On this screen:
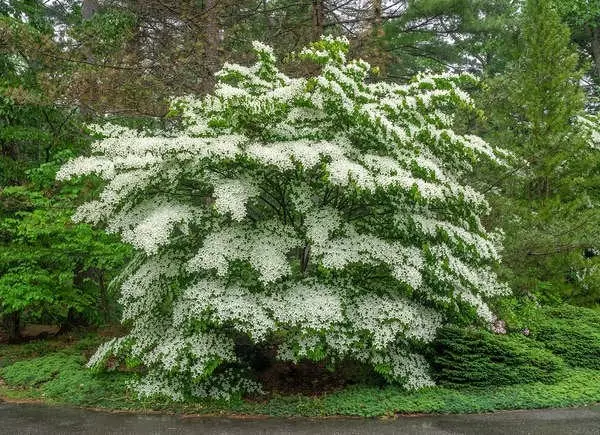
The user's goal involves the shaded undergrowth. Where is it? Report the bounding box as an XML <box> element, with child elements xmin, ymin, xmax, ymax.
<box><xmin>1</xmin><ymin>331</ymin><xmax>600</xmax><ymax>417</ymax></box>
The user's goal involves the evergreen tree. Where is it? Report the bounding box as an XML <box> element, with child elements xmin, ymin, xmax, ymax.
<box><xmin>376</xmin><ymin>0</ymin><xmax>518</xmax><ymax>80</ymax></box>
<box><xmin>482</xmin><ymin>0</ymin><xmax>600</xmax><ymax>304</ymax></box>
<box><xmin>552</xmin><ymin>0</ymin><xmax>600</xmax><ymax>84</ymax></box>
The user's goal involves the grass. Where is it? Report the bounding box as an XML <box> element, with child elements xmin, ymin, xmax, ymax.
<box><xmin>1</xmin><ymin>334</ymin><xmax>600</xmax><ymax>417</ymax></box>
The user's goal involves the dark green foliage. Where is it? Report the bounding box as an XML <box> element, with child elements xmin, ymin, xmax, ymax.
<box><xmin>0</xmin><ymin>164</ymin><xmax>132</xmax><ymax>332</ymax></box>
<box><xmin>0</xmin><ymin>332</ymin><xmax>105</xmax><ymax>368</ymax></box>
<box><xmin>313</xmin><ymin>370</ymin><xmax>600</xmax><ymax>417</ymax></box>
<box><xmin>542</xmin><ymin>304</ymin><xmax>600</xmax><ymax>327</ymax></box>
<box><xmin>528</xmin><ymin>305</ymin><xmax>600</xmax><ymax>369</ymax></box>
<box><xmin>1</xmin><ymin>334</ymin><xmax>600</xmax><ymax>416</ymax></box>
<box><xmin>494</xmin><ymin>302</ymin><xmax>600</xmax><ymax>370</ymax></box>
<box><xmin>381</xmin><ymin>0</ymin><xmax>517</xmax><ymax>79</ymax></box>
<box><xmin>431</xmin><ymin>326</ymin><xmax>565</xmax><ymax>387</ymax></box>
<box><xmin>552</xmin><ymin>0</ymin><xmax>600</xmax><ymax>87</ymax></box>
<box><xmin>0</xmin><ymin>2</ymin><xmax>132</xmax><ymax>338</ymax></box>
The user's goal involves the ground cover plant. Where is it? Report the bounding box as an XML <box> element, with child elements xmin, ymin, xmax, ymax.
<box><xmin>56</xmin><ymin>36</ymin><xmax>512</xmax><ymax>400</ymax></box>
<box><xmin>1</xmin><ymin>327</ymin><xmax>600</xmax><ymax>417</ymax></box>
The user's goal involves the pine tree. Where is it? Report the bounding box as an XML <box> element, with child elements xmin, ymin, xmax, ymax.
<box><xmin>483</xmin><ymin>0</ymin><xmax>600</xmax><ymax>304</ymax></box>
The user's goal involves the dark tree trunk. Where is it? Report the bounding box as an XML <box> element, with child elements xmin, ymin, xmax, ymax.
<box><xmin>81</xmin><ymin>0</ymin><xmax>100</xmax><ymax>20</ymax></box>
<box><xmin>591</xmin><ymin>25</ymin><xmax>600</xmax><ymax>82</ymax></box>
<box><xmin>300</xmin><ymin>245</ymin><xmax>311</xmax><ymax>274</ymax></box>
<box><xmin>57</xmin><ymin>308</ymin><xmax>88</xmax><ymax>335</ymax></box>
<box><xmin>203</xmin><ymin>0</ymin><xmax>222</xmax><ymax>92</ymax></box>
<box><xmin>372</xmin><ymin>0</ymin><xmax>384</xmax><ymax>37</ymax></box>
<box><xmin>312</xmin><ymin>0</ymin><xmax>325</xmax><ymax>42</ymax></box>
<box><xmin>97</xmin><ymin>270</ymin><xmax>110</xmax><ymax>324</ymax></box>
<box><xmin>3</xmin><ymin>311</ymin><xmax>22</xmax><ymax>344</ymax></box>
<box><xmin>80</xmin><ymin>0</ymin><xmax>100</xmax><ymax>118</ymax></box>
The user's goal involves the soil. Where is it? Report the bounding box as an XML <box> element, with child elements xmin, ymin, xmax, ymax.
<box><xmin>256</xmin><ymin>360</ymin><xmax>349</xmax><ymax>396</ymax></box>
<box><xmin>251</xmin><ymin>346</ymin><xmax>381</xmax><ymax>396</ymax></box>
<box><xmin>0</xmin><ymin>327</ymin><xmax>7</xmax><ymax>344</ymax></box>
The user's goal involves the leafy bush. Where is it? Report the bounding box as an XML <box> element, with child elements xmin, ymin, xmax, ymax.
<box><xmin>0</xmin><ymin>158</ymin><xmax>131</xmax><ymax>341</ymax></box>
<box><xmin>528</xmin><ymin>305</ymin><xmax>600</xmax><ymax>369</ymax></box>
<box><xmin>431</xmin><ymin>326</ymin><xmax>565</xmax><ymax>387</ymax></box>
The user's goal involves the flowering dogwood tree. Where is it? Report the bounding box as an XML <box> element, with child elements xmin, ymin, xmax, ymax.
<box><xmin>58</xmin><ymin>36</ymin><xmax>510</xmax><ymax>400</ymax></box>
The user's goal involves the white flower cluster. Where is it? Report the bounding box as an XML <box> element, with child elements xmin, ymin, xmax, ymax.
<box><xmin>579</xmin><ymin>114</ymin><xmax>600</xmax><ymax>150</ymax></box>
<box><xmin>188</xmin><ymin>221</ymin><xmax>301</xmax><ymax>284</ymax></box>
<box><xmin>173</xmin><ymin>279</ymin><xmax>345</xmax><ymax>341</ymax></box>
<box><xmin>115</xmin><ymin>200</ymin><xmax>196</xmax><ymax>255</ymax></box>
<box><xmin>349</xmin><ymin>294</ymin><xmax>442</xmax><ymax>348</ymax></box>
<box><xmin>317</xmin><ymin>226</ymin><xmax>425</xmax><ymax>289</ymax></box>
<box><xmin>371</xmin><ymin>349</ymin><xmax>436</xmax><ymax>390</ymax></box>
<box><xmin>60</xmin><ymin>36</ymin><xmax>511</xmax><ymax>399</ymax></box>
<box><xmin>413</xmin><ymin>214</ymin><xmax>500</xmax><ymax>261</ymax></box>
<box><xmin>212</xmin><ymin>178</ymin><xmax>259</xmax><ymax>221</ymax></box>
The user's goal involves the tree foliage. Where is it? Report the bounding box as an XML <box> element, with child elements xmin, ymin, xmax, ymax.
<box><xmin>0</xmin><ymin>1</ymin><xmax>131</xmax><ymax>340</ymax></box>
<box><xmin>552</xmin><ymin>0</ymin><xmax>600</xmax><ymax>86</ymax></box>
<box><xmin>0</xmin><ymin>153</ymin><xmax>131</xmax><ymax>342</ymax></box>
<box><xmin>480</xmin><ymin>0</ymin><xmax>600</xmax><ymax>305</ymax></box>
<box><xmin>379</xmin><ymin>0</ymin><xmax>518</xmax><ymax>79</ymax></box>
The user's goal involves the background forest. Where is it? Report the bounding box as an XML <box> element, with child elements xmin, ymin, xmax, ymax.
<box><xmin>1</xmin><ymin>0</ymin><xmax>600</xmax><ymax>413</ymax></box>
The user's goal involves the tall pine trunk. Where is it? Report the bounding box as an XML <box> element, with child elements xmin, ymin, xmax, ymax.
<box><xmin>80</xmin><ymin>0</ymin><xmax>100</xmax><ymax>118</ymax></box>
<box><xmin>312</xmin><ymin>0</ymin><xmax>325</xmax><ymax>41</ymax></box>
<box><xmin>203</xmin><ymin>0</ymin><xmax>221</xmax><ymax>92</ymax></box>
<box><xmin>591</xmin><ymin>26</ymin><xmax>600</xmax><ymax>82</ymax></box>
<box><xmin>372</xmin><ymin>0</ymin><xmax>384</xmax><ymax>37</ymax></box>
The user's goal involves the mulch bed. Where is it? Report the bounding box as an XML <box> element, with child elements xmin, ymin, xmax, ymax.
<box><xmin>257</xmin><ymin>360</ymin><xmax>349</xmax><ymax>396</ymax></box>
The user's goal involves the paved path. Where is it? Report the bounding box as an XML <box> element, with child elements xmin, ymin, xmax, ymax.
<box><xmin>1</xmin><ymin>403</ymin><xmax>599</xmax><ymax>434</ymax></box>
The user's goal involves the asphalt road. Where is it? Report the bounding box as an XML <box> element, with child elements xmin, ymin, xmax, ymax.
<box><xmin>1</xmin><ymin>403</ymin><xmax>599</xmax><ymax>435</ymax></box>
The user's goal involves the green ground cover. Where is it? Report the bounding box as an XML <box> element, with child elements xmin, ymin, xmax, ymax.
<box><xmin>1</xmin><ymin>326</ymin><xmax>599</xmax><ymax>417</ymax></box>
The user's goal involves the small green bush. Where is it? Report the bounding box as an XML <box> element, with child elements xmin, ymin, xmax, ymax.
<box><xmin>529</xmin><ymin>305</ymin><xmax>600</xmax><ymax>369</ymax></box>
<box><xmin>431</xmin><ymin>326</ymin><xmax>565</xmax><ymax>387</ymax></box>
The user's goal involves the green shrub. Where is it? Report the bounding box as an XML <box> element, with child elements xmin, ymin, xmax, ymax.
<box><xmin>541</xmin><ymin>304</ymin><xmax>600</xmax><ymax>328</ymax></box>
<box><xmin>528</xmin><ymin>305</ymin><xmax>600</xmax><ymax>369</ymax></box>
<box><xmin>431</xmin><ymin>326</ymin><xmax>565</xmax><ymax>387</ymax></box>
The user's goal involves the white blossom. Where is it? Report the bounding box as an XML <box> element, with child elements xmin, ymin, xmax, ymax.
<box><xmin>58</xmin><ymin>36</ymin><xmax>511</xmax><ymax>399</ymax></box>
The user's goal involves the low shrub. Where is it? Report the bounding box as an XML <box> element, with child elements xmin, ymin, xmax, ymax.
<box><xmin>431</xmin><ymin>326</ymin><xmax>565</xmax><ymax>387</ymax></box>
<box><xmin>541</xmin><ymin>304</ymin><xmax>600</xmax><ymax>328</ymax></box>
<box><xmin>529</xmin><ymin>305</ymin><xmax>600</xmax><ymax>369</ymax></box>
